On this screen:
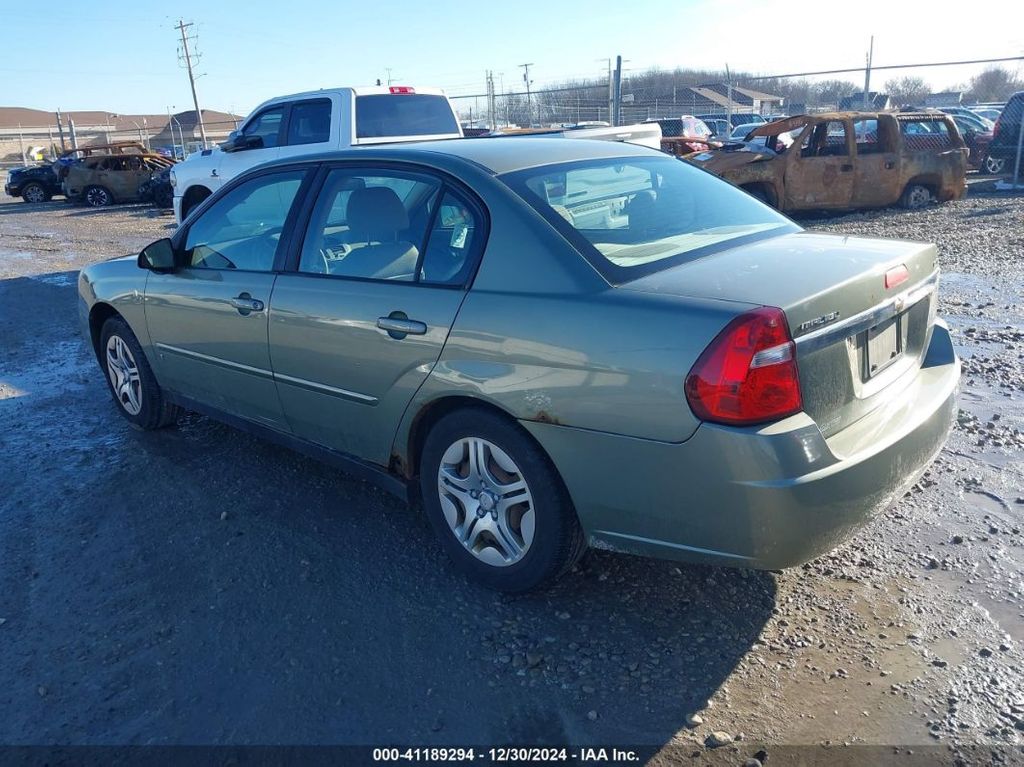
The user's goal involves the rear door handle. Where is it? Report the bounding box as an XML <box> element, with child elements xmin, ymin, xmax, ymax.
<box><xmin>884</xmin><ymin>161</ymin><xmax>896</xmax><ymax>170</ymax></box>
<box><xmin>377</xmin><ymin>316</ymin><xmax>427</xmax><ymax>338</ymax></box>
<box><xmin>840</xmin><ymin>164</ymin><xmax>854</xmax><ymax>172</ymax></box>
<box><xmin>229</xmin><ymin>293</ymin><xmax>265</xmax><ymax>314</ymax></box>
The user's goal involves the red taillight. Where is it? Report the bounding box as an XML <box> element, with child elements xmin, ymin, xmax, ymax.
<box><xmin>685</xmin><ymin>307</ymin><xmax>802</xmax><ymax>426</ymax></box>
<box><xmin>389</xmin><ymin>86</ymin><xmax>415</xmax><ymax>94</ymax></box>
<box><xmin>885</xmin><ymin>264</ymin><xmax>909</xmax><ymax>289</ymax></box>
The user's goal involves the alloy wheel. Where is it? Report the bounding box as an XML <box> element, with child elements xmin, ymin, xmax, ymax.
<box><xmin>23</xmin><ymin>184</ymin><xmax>46</xmax><ymax>203</ymax></box>
<box><xmin>87</xmin><ymin>187</ymin><xmax>111</xmax><ymax>207</ymax></box>
<box><xmin>984</xmin><ymin>156</ymin><xmax>1005</xmax><ymax>175</ymax></box>
<box><xmin>437</xmin><ymin>437</ymin><xmax>535</xmax><ymax>567</ymax></box>
<box><xmin>105</xmin><ymin>335</ymin><xmax>142</xmax><ymax>415</ymax></box>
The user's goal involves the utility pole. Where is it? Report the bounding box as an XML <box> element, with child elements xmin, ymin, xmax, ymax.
<box><xmin>55</xmin><ymin>109</ymin><xmax>66</xmax><ymax>151</ymax></box>
<box><xmin>176</xmin><ymin>19</ymin><xmax>208</xmax><ymax>148</ymax></box>
<box><xmin>612</xmin><ymin>55</ymin><xmax>623</xmax><ymax>127</ymax></box>
<box><xmin>520</xmin><ymin>63</ymin><xmax>534</xmax><ymax>126</ymax></box>
<box><xmin>599</xmin><ymin>58</ymin><xmax>612</xmax><ymax>123</ymax></box>
<box><xmin>863</xmin><ymin>35</ymin><xmax>874</xmax><ymax>110</ymax></box>
<box><xmin>726</xmin><ymin>64</ymin><xmax>733</xmax><ymax>129</ymax></box>
<box><xmin>486</xmin><ymin>71</ymin><xmax>497</xmax><ymax>130</ymax></box>
<box><xmin>385</xmin><ymin>68</ymin><xmax>395</xmax><ymax>86</ymax></box>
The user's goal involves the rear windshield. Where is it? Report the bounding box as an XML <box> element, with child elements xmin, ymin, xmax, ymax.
<box><xmin>502</xmin><ymin>156</ymin><xmax>798</xmax><ymax>283</ymax></box>
<box><xmin>355</xmin><ymin>94</ymin><xmax>459</xmax><ymax>138</ymax></box>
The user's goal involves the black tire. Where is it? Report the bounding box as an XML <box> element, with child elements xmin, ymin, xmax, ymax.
<box><xmin>99</xmin><ymin>316</ymin><xmax>180</xmax><ymax>430</ymax></box>
<box><xmin>983</xmin><ymin>155</ymin><xmax>1005</xmax><ymax>176</ymax></box>
<box><xmin>900</xmin><ymin>183</ymin><xmax>931</xmax><ymax>210</ymax></box>
<box><xmin>181</xmin><ymin>187</ymin><xmax>211</xmax><ymax>220</ymax></box>
<box><xmin>21</xmin><ymin>182</ymin><xmax>51</xmax><ymax>204</ymax></box>
<box><xmin>154</xmin><ymin>185</ymin><xmax>174</xmax><ymax>209</ymax></box>
<box><xmin>84</xmin><ymin>185</ymin><xmax>113</xmax><ymax>207</ymax></box>
<box><xmin>419</xmin><ymin>408</ymin><xmax>586</xmax><ymax>593</ymax></box>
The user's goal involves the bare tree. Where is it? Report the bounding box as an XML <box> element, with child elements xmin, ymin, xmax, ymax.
<box><xmin>966</xmin><ymin>67</ymin><xmax>1024</xmax><ymax>103</ymax></box>
<box><xmin>885</xmin><ymin>76</ymin><xmax>930</xmax><ymax>107</ymax></box>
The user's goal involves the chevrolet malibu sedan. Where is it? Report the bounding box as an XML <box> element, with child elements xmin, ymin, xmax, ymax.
<box><xmin>78</xmin><ymin>138</ymin><xmax>959</xmax><ymax>592</ymax></box>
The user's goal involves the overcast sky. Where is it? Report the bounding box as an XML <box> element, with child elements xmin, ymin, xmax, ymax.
<box><xmin>2</xmin><ymin>0</ymin><xmax>1022</xmax><ymax>116</ymax></box>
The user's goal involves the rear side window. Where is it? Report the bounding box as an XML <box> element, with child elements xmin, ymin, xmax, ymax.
<box><xmin>355</xmin><ymin>94</ymin><xmax>459</xmax><ymax>138</ymax></box>
<box><xmin>287</xmin><ymin>99</ymin><xmax>331</xmax><ymax>145</ymax></box>
<box><xmin>899</xmin><ymin>118</ymin><xmax>953</xmax><ymax>151</ymax></box>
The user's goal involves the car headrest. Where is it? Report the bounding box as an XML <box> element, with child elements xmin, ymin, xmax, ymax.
<box><xmin>347</xmin><ymin>187</ymin><xmax>409</xmax><ymax>241</ymax></box>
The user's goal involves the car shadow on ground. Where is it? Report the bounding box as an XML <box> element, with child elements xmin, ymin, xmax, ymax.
<box><xmin>0</xmin><ymin>200</ymin><xmax>173</xmax><ymax>223</ymax></box>
<box><xmin>0</xmin><ymin>269</ymin><xmax>776</xmax><ymax>752</ymax></box>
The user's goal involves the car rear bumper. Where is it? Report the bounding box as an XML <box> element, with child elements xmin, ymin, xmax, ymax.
<box><xmin>522</xmin><ymin>320</ymin><xmax>959</xmax><ymax>570</ymax></box>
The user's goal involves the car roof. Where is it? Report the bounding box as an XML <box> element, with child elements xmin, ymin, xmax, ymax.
<box><xmin>255</xmin><ymin>137</ymin><xmax>660</xmax><ymax>176</ymax></box>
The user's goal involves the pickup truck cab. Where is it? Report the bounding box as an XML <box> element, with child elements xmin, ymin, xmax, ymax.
<box><xmin>689</xmin><ymin>112</ymin><xmax>967</xmax><ymax>212</ymax></box>
<box><xmin>171</xmin><ymin>85</ymin><xmax>462</xmax><ymax>222</ymax></box>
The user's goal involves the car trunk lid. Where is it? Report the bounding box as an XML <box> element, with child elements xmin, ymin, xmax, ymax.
<box><xmin>621</xmin><ymin>231</ymin><xmax>940</xmax><ymax>436</ymax></box>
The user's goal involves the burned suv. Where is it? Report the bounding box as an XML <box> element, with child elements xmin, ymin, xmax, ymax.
<box><xmin>63</xmin><ymin>151</ymin><xmax>174</xmax><ymax>207</ymax></box>
<box><xmin>688</xmin><ymin>112</ymin><xmax>967</xmax><ymax>212</ymax></box>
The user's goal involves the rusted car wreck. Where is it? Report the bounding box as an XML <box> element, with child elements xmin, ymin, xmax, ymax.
<box><xmin>687</xmin><ymin>112</ymin><xmax>968</xmax><ymax>212</ymax></box>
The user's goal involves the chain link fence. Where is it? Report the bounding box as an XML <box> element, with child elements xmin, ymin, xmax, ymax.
<box><xmin>451</xmin><ymin>58</ymin><xmax>1024</xmax><ymax>185</ymax></box>
<box><xmin>0</xmin><ymin>118</ymin><xmax>239</xmax><ymax>169</ymax></box>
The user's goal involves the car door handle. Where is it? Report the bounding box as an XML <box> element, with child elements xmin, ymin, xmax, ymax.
<box><xmin>377</xmin><ymin>316</ymin><xmax>427</xmax><ymax>337</ymax></box>
<box><xmin>229</xmin><ymin>293</ymin><xmax>265</xmax><ymax>314</ymax></box>
<box><xmin>884</xmin><ymin>161</ymin><xmax>896</xmax><ymax>170</ymax></box>
<box><xmin>840</xmin><ymin>164</ymin><xmax>854</xmax><ymax>172</ymax></box>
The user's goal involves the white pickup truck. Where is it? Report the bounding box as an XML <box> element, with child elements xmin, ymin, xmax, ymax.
<box><xmin>170</xmin><ymin>85</ymin><xmax>463</xmax><ymax>222</ymax></box>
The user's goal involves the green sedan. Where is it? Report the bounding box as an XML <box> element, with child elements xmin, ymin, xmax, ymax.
<box><xmin>78</xmin><ymin>138</ymin><xmax>960</xmax><ymax>592</ymax></box>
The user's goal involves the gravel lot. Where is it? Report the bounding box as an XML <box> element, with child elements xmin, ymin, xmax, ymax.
<box><xmin>0</xmin><ymin>185</ymin><xmax>1022</xmax><ymax>765</ymax></box>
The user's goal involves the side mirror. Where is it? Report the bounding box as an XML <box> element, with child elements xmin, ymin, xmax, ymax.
<box><xmin>222</xmin><ymin>130</ymin><xmax>264</xmax><ymax>153</ymax></box>
<box><xmin>138</xmin><ymin>238</ymin><xmax>176</xmax><ymax>271</ymax></box>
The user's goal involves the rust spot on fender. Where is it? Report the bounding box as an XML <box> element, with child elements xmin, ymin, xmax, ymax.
<box><xmin>533</xmin><ymin>411</ymin><xmax>562</xmax><ymax>426</ymax></box>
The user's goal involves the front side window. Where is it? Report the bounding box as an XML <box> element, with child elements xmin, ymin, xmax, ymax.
<box><xmin>184</xmin><ymin>170</ymin><xmax>306</xmax><ymax>271</ymax></box>
<box><xmin>287</xmin><ymin>99</ymin><xmax>331</xmax><ymax>145</ymax></box>
<box><xmin>801</xmin><ymin>121</ymin><xmax>849</xmax><ymax>157</ymax></box>
<box><xmin>502</xmin><ymin>156</ymin><xmax>797</xmax><ymax>284</ymax></box>
<box><xmin>243</xmin><ymin>106</ymin><xmax>285</xmax><ymax>148</ymax></box>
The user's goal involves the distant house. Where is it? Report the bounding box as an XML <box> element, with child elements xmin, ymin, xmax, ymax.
<box><xmin>925</xmin><ymin>92</ymin><xmax>964</xmax><ymax>107</ymax></box>
<box><xmin>838</xmin><ymin>92</ymin><xmax>892</xmax><ymax>111</ymax></box>
<box><xmin>706</xmin><ymin>84</ymin><xmax>785</xmax><ymax>115</ymax></box>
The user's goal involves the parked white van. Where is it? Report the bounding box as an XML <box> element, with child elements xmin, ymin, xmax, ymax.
<box><xmin>171</xmin><ymin>85</ymin><xmax>463</xmax><ymax>222</ymax></box>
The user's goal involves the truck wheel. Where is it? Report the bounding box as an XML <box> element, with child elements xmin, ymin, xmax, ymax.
<box><xmin>85</xmin><ymin>185</ymin><xmax>113</xmax><ymax>207</ymax></box>
<box><xmin>154</xmin><ymin>186</ymin><xmax>173</xmax><ymax>209</ymax></box>
<box><xmin>900</xmin><ymin>184</ymin><xmax>931</xmax><ymax>210</ymax></box>
<box><xmin>983</xmin><ymin>155</ymin><xmax>1005</xmax><ymax>175</ymax></box>
<box><xmin>21</xmin><ymin>182</ymin><xmax>51</xmax><ymax>203</ymax></box>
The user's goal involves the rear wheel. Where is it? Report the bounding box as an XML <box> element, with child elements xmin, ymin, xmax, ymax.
<box><xmin>900</xmin><ymin>183</ymin><xmax>931</xmax><ymax>210</ymax></box>
<box><xmin>21</xmin><ymin>182</ymin><xmax>50</xmax><ymax>203</ymax></box>
<box><xmin>99</xmin><ymin>317</ymin><xmax>180</xmax><ymax>430</ymax></box>
<box><xmin>983</xmin><ymin>155</ymin><xmax>1005</xmax><ymax>175</ymax></box>
<box><xmin>85</xmin><ymin>185</ymin><xmax>112</xmax><ymax>207</ymax></box>
<box><xmin>419</xmin><ymin>409</ymin><xmax>585</xmax><ymax>592</ymax></box>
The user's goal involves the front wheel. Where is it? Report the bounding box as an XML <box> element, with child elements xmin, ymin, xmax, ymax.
<box><xmin>21</xmin><ymin>182</ymin><xmax>50</xmax><ymax>203</ymax></box>
<box><xmin>99</xmin><ymin>317</ymin><xmax>180</xmax><ymax>430</ymax></box>
<box><xmin>419</xmin><ymin>409</ymin><xmax>585</xmax><ymax>593</ymax></box>
<box><xmin>85</xmin><ymin>185</ymin><xmax>112</xmax><ymax>207</ymax></box>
